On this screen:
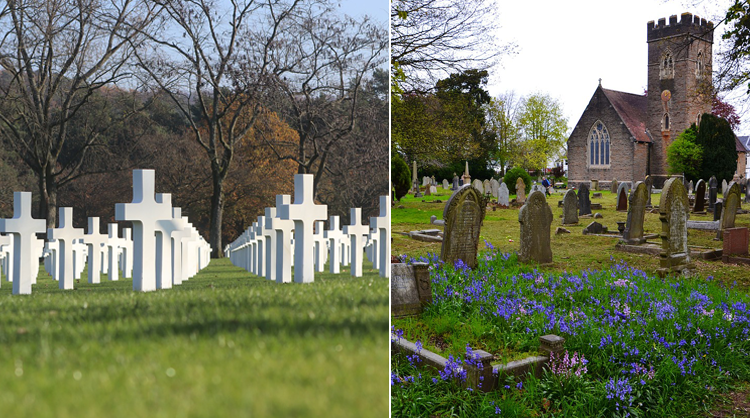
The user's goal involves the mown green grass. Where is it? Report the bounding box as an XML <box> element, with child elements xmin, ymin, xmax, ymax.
<box><xmin>0</xmin><ymin>258</ymin><xmax>388</xmax><ymax>418</ymax></box>
<box><xmin>393</xmin><ymin>185</ymin><xmax>750</xmax><ymax>287</ymax></box>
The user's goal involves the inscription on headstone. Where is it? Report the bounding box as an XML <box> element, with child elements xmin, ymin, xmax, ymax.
<box><xmin>519</xmin><ymin>191</ymin><xmax>553</xmax><ymax>264</ymax></box>
<box><xmin>657</xmin><ymin>177</ymin><xmax>693</xmax><ymax>275</ymax></box>
<box><xmin>440</xmin><ymin>186</ymin><xmax>486</xmax><ymax>269</ymax></box>
<box><xmin>391</xmin><ymin>263</ymin><xmax>432</xmax><ymax>317</ymax></box>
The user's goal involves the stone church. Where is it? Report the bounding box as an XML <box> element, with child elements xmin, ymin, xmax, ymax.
<box><xmin>567</xmin><ymin>13</ymin><xmax>727</xmax><ymax>188</ymax></box>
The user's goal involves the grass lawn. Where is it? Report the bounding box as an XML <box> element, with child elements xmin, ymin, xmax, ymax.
<box><xmin>392</xmin><ymin>185</ymin><xmax>750</xmax><ymax>286</ymax></box>
<box><xmin>0</xmin><ymin>258</ymin><xmax>388</xmax><ymax>418</ymax></box>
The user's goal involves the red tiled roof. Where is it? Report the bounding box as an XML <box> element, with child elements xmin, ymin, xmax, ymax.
<box><xmin>601</xmin><ymin>88</ymin><xmax>650</xmax><ymax>143</ymax></box>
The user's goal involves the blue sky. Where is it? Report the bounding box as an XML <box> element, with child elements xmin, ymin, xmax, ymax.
<box><xmin>336</xmin><ymin>1</ymin><xmax>388</xmax><ymax>23</ymax></box>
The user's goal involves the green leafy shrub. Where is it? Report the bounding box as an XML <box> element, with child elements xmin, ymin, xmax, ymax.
<box><xmin>503</xmin><ymin>167</ymin><xmax>532</xmax><ymax>194</ymax></box>
<box><xmin>392</xmin><ymin>154</ymin><xmax>412</xmax><ymax>201</ymax></box>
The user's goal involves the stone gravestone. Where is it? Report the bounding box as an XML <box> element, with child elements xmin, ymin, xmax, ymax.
<box><xmin>708</xmin><ymin>175</ymin><xmax>718</xmax><ymax>211</ymax></box>
<box><xmin>452</xmin><ymin>173</ymin><xmax>459</xmax><ymax>191</ymax></box>
<box><xmin>518</xmin><ymin>191</ymin><xmax>553</xmax><ymax>264</ymax></box>
<box><xmin>688</xmin><ymin>180</ymin><xmax>694</xmax><ymax>195</ymax></box>
<box><xmin>48</xmin><ymin>207</ymin><xmax>84</xmax><ymax>290</ymax></box>
<box><xmin>0</xmin><ymin>192</ymin><xmax>46</xmax><ymax>295</ymax></box>
<box><xmin>644</xmin><ymin>175</ymin><xmax>654</xmax><ymax>207</ymax></box>
<box><xmin>489</xmin><ymin>179</ymin><xmax>500</xmax><ymax>199</ymax></box>
<box><xmin>657</xmin><ymin>177</ymin><xmax>693</xmax><ymax>275</ymax></box>
<box><xmin>578</xmin><ymin>183</ymin><xmax>591</xmax><ymax>216</ymax></box>
<box><xmin>722</xmin><ymin>179</ymin><xmax>728</xmax><ymax>196</ymax></box>
<box><xmin>343</xmin><ymin>208</ymin><xmax>369</xmax><ymax>277</ymax></box>
<box><xmin>531</xmin><ymin>184</ymin><xmax>545</xmax><ymax>195</ymax></box>
<box><xmin>278</xmin><ymin>174</ymin><xmax>328</xmax><ymax>283</ymax></box>
<box><xmin>719</xmin><ymin>181</ymin><xmax>742</xmax><ymax>240</ymax></box>
<box><xmin>424</xmin><ymin>182</ymin><xmax>431</xmax><ymax>196</ymax></box>
<box><xmin>497</xmin><ymin>183</ymin><xmax>510</xmax><ymax>207</ymax></box>
<box><xmin>370</xmin><ymin>196</ymin><xmax>390</xmax><ymax>278</ymax></box>
<box><xmin>693</xmin><ymin>179</ymin><xmax>706</xmax><ymax>212</ymax></box>
<box><xmin>440</xmin><ymin>186</ymin><xmax>486</xmax><ymax>269</ymax></box>
<box><xmin>616</xmin><ymin>183</ymin><xmax>629</xmax><ymax>211</ymax></box>
<box><xmin>610</xmin><ymin>179</ymin><xmax>618</xmax><ymax>194</ymax></box>
<box><xmin>442</xmin><ymin>179</ymin><xmax>449</xmax><ymax>189</ymax></box>
<box><xmin>472</xmin><ymin>179</ymin><xmax>484</xmax><ymax>194</ymax></box>
<box><xmin>391</xmin><ymin>263</ymin><xmax>432</xmax><ymax>318</ymax></box>
<box><xmin>516</xmin><ymin>178</ymin><xmax>526</xmax><ymax>204</ymax></box>
<box><xmin>561</xmin><ymin>189</ymin><xmax>578</xmax><ymax>225</ymax></box>
<box><xmin>623</xmin><ymin>182</ymin><xmax>648</xmax><ymax>244</ymax></box>
<box><xmin>591</xmin><ymin>179</ymin><xmax>599</xmax><ymax>191</ymax></box>
<box><xmin>411</xmin><ymin>161</ymin><xmax>417</xmax><ymax>191</ymax></box>
<box><xmin>115</xmin><ymin>169</ymin><xmax>173</xmax><ymax>292</ymax></box>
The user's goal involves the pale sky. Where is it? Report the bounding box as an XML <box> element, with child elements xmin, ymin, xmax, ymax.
<box><xmin>486</xmin><ymin>0</ymin><xmax>747</xmax><ymax>134</ymax></box>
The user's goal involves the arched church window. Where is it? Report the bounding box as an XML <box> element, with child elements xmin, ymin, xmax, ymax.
<box><xmin>588</xmin><ymin>121</ymin><xmax>610</xmax><ymax>168</ymax></box>
<box><xmin>660</xmin><ymin>50</ymin><xmax>674</xmax><ymax>79</ymax></box>
<box><xmin>696</xmin><ymin>51</ymin><xmax>704</xmax><ymax>79</ymax></box>
<box><xmin>663</xmin><ymin>113</ymin><xmax>670</xmax><ymax>131</ymax></box>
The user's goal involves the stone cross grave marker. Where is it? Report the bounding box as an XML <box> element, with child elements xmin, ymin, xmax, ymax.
<box><xmin>312</xmin><ymin>220</ymin><xmax>327</xmax><ymax>273</ymax></box>
<box><xmin>73</xmin><ymin>238</ymin><xmax>86</xmax><ymax>280</ymax></box>
<box><xmin>0</xmin><ymin>192</ymin><xmax>46</xmax><ymax>294</ymax></box>
<box><xmin>254</xmin><ymin>215</ymin><xmax>266</xmax><ymax>278</ymax></box>
<box><xmin>519</xmin><ymin>191</ymin><xmax>553</xmax><ymax>264</ymax></box>
<box><xmin>120</xmin><ymin>228</ymin><xmax>133</xmax><ymax>279</ymax></box>
<box><xmin>343</xmin><ymin>208</ymin><xmax>369</xmax><ymax>277</ymax></box>
<box><xmin>0</xmin><ymin>234</ymin><xmax>13</xmax><ymax>285</ymax></box>
<box><xmin>106</xmin><ymin>223</ymin><xmax>124</xmax><ymax>282</ymax></box>
<box><xmin>262</xmin><ymin>207</ymin><xmax>277</xmax><ymax>280</ymax></box>
<box><xmin>561</xmin><ymin>188</ymin><xmax>578</xmax><ymax>225</ymax></box>
<box><xmin>156</xmin><ymin>207</ymin><xmax>191</xmax><ymax>287</ymax></box>
<box><xmin>578</xmin><ymin>183</ymin><xmax>591</xmax><ymax>216</ymax></box>
<box><xmin>623</xmin><ymin>182</ymin><xmax>648</xmax><ymax>244</ymax></box>
<box><xmin>370</xmin><ymin>195</ymin><xmax>390</xmax><ymax>278</ymax></box>
<box><xmin>708</xmin><ymin>175</ymin><xmax>718</xmax><ymax>211</ymax></box>
<box><xmin>498</xmin><ymin>182</ymin><xmax>509</xmax><ymax>207</ymax></box>
<box><xmin>693</xmin><ymin>179</ymin><xmax>706</xmax><ymax>212</ymax></box>
<box><xmin>83</xmin><ymin>217</ymin><xmax>108</xmax><ymax>284</ymax></box>
<box><xmin>324</xmin><ymin>216</ymin><xmax>345</xmax><ymax>274</ymax></box>
<box><xmin>440</xmin><ymin>186</ymin><xmax>485</xmax><ymax>269</ymax></box>
<box><xmin>657</xmin><ymin>177</ymin><xmax>693</xmax><ymax>275</ymax></box>
<box><xmin>616</xmin><ymin>183</ymin><xmax>629</xmax><ymax>211</ymax></box>
<box><xmin>719</xmin><ymin>181</ymin><xmax>742</xmax><ymax>240</ymax></box>
<box><xmin>516</xmin><ymin>177</ymin><xmax>526</xmax><ymax>203</ymax></box>
<box><xmin>269</xmin><ymin>195</ymin><xmax>294</xmax><ymax>283</ymax></box>
<box><xmin>115</xmin><ymin>169</ymin><xmax>173</xmax><ymax>292</ymax></box>
<box><xmin>278</xmin><ymin>174</ymin><xmax>328</xmax><ymax>283</ymax></box>
<box><xmin>153</xmin><ymin>193</ymin><xmax>179</xmax><ymax>289</ymax></box>
<box><xmin>48</xmin><ymin>207</ymin><xmax>83</xmax><ymax>290</ymax></box>
<box><xmin>391</xmin><ymin>263</ymin><xmax>432</xmax><ymax>318</ymax></box>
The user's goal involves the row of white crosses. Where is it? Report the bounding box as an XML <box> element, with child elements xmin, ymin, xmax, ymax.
<box><xmin>226</xmin><ymin>174</ymin><xmax>391</xmax><ymax>281</ymax></box>
<box><xmin>0</xmin><ymin>169</ymin><xmax>211</xmax><ymax>295</ymax></box>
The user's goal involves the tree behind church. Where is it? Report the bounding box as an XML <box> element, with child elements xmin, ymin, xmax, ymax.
<box><xmin>689</xmin><ymin>114</ymin><xmax>738</xmax><ymax>182</ymax></box>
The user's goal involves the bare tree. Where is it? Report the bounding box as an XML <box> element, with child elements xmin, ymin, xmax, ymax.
<box><xmin>391</xmin><ymin>0</ymin><xmax>514</xmax><ymax>93</ymax></box>
<box><xmin>258</xmin><ymin>5</ymin><xmax>387</xmax><ymax>197</ymax></box>
<box><xmin>0</xmin><ymin>0</ymin><xmax>160</xmax><ymax>227</ymax></box>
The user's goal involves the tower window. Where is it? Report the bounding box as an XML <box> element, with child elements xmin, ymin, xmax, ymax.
<box><xmin>696</xmin><ymin>51</ymin><xmax>704</xmax><ymax>79</ymax></box>
<box><xmin>663</xmin><ymin>113</ymin><xmax>670</xmax><ymax>131</ymax></box>
<box><xmin>660</xmin><ymin>50</ymin><xmax>674</xmax><ymax>79</ymax></box>
<box><xmin>588</xmin><ymin>121</ymin><xmax>610</xmax><ymax>168</ymax></box>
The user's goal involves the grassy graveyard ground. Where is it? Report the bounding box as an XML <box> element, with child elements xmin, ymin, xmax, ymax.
<box><xmin>0</xmin><ymin>258</ymin><xmax>388</xmax><ymax>418</ymax></box>
<box><xmin>391</xmin><ymin>185</ymin><xmax>750</xmax><ymax>417</ymax></box>
<box><xmin>392</xmin><ymin>186</ymin><xmax>750</xmax><ymax>287</ymax></box>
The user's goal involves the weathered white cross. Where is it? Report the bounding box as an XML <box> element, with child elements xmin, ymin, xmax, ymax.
<box><xmin>48</xmin><ymin>207</ymin><xmax>84</xmax><ymax>289</ymax></box>
<box><xmin>0</xmin><ymin>192</ymin><xmax>46</xmax><ymax>294</ymax></box>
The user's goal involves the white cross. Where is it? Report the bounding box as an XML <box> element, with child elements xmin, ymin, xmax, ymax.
<box><xmin>43</xmin><ymin>239</ymin><xmax>58</xmax><ymax>280</ymax></box>
<box><xmin>255</xmin><ymin>216</ymin><xmax>265</xmax><ymax>277</ymax></box>
<box><xmin>324</xmin><ymin>216</ymin><xmax>345</xmax><ymax>274</ymax></box>
<box><xmin>115</xmin><ymin>169</ymin><xmax>172</xmax><ymax>291</ymax></box>
<box><xmin>262</xmin><ymin>207</ymin><xmax>276</xmax><ymax>281</ymax></box>
<box><xmin>120</xmin><ymin>228</ymin><xmax>133</xmax><ymax>278</ymax></box>
<box><xmin>312</xmin><ymin>220</ymin><xmax>327</xmax><ymax>273</ymax></box>
<box><xmin>107</xmin><ymin>223</ymin><xmax>125</xmax><ymax>281</ymax></box>
<box><xmin>48</xmin><ymin>207</ymin><xmax>84</xmax><ymax>289</ymax></box>
<box><xmin>369</xmin><ymin>196</ymin><xmax>390</xmax><ymax>278</ymax></box>
<box><xmin>278</xmin><ymin>174</ymin><xmax>327</xmax><ymax>283</ymax></box>
<box><xmin>83</xmin><ymin>217</ymin><xmax>108</xmax><ymax>284</ymax></box>
<box><xmin>154</xmin><ymin>193</ymin><xmax>176</xmax><ymax>289</ymax></box>
<box><xmin>157</xmin><ymin>207</ymin><xmax>191</xmax><ymax>286</ymax></box>
<box><xmin>72</xmin><ymin>238</ymin><xmax>87</xmax><ymax>280</ymax></box>
<box><xmin>0</xmin><ymin>192</ymin><xmax>46</xmax><ymax>294</ymax></box>
<box><xmin>0</xmin><ymin>234</ymin><xmax>13</xmax><ymax>285</ymax></box>
<box><xmin>343</xmin><ymin>208</ymin><xmax>369</xmax><ymax>277</ymax></box>
<box><xmin>268</xmin><ymin>195</ymin><xmax>294</xmax><ymax>283</ymax></box>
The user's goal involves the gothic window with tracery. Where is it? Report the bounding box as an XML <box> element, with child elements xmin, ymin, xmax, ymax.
<box><xmin>588</xmin><ymin>121</ymin><xmax>610</xmax><ymax>168</ymax></box>
<box><xmin>660</xmin><ymin>50</ymin><xmax>674</xmax><ymax>79</ymax></box>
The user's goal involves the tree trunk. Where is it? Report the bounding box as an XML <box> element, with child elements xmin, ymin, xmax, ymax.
<box><xmin>38</xmin><ymin>167</ymin><xmax>58</xmax><ymax>228</ymax></box>
<box><xmin>209</xmin><ymin>169</ymin><xmax>225</xmax><ymax>259</ymax></box>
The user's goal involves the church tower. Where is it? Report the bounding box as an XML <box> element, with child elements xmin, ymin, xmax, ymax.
<box><xmin>646</xmin><ymin>13</ymin><xmax>713</xmax><ymax>177</ymax></box>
